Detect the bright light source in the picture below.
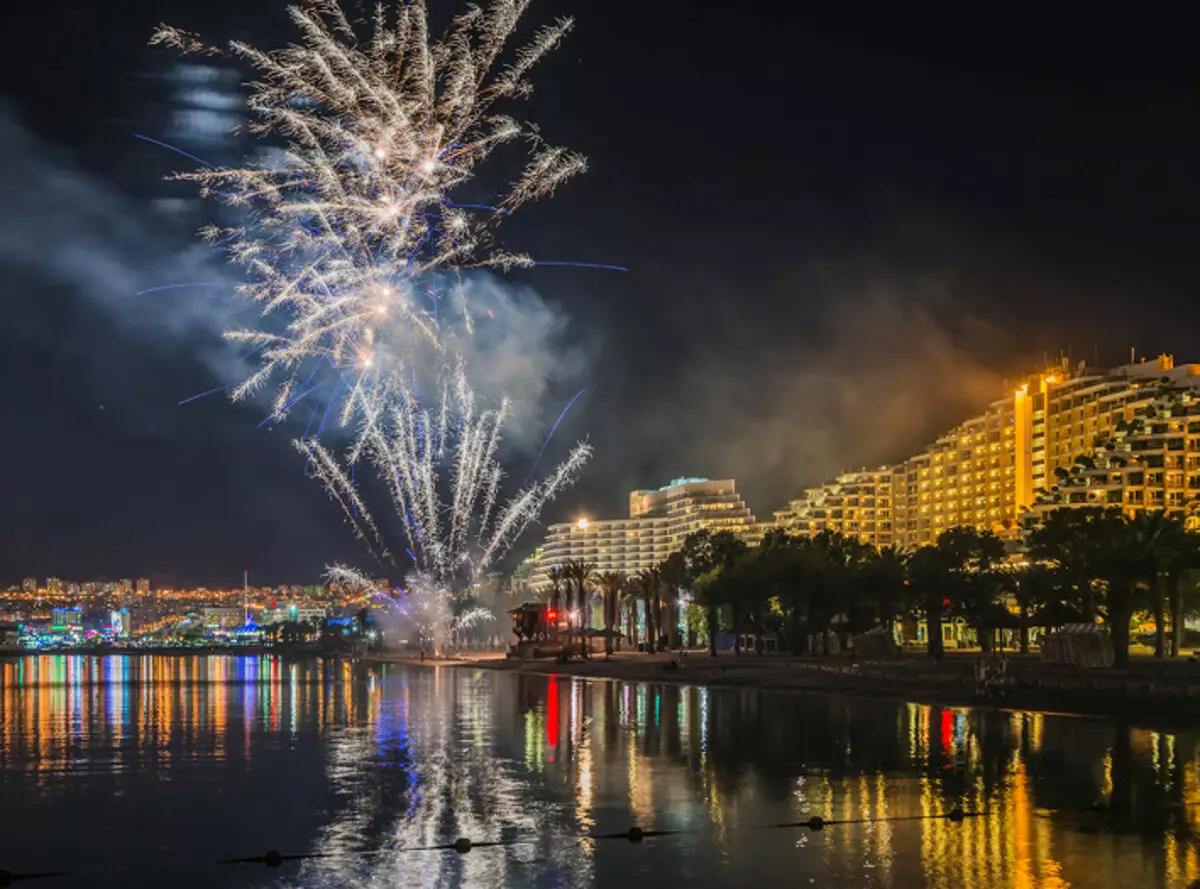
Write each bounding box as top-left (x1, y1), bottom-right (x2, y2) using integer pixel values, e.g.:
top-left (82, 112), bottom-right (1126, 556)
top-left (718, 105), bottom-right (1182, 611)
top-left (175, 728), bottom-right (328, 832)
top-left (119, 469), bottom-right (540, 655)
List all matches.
top-left (576, 517), bottom-right (590, 530)
top-left (422, 159), bottom-right (436, 173)
top-left (374, 146), bottom-right (386, 159)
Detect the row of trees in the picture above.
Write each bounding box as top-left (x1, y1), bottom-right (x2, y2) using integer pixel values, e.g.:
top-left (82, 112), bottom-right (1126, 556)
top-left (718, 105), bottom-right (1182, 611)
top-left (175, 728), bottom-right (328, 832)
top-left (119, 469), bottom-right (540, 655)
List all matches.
top-left (542, 507), bottom-right (1200, 667)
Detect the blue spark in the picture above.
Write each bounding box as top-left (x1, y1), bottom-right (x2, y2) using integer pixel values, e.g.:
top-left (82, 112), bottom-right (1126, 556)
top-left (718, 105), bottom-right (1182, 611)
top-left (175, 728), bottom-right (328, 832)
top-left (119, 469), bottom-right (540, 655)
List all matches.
top-left (132, 133), bottom-right (217, 170)
top-left (178, 383), bottom-right (235, 406)
top-left (524, 388), bottom-right (586, 483)
top-left (137, 283), bottom-right (231, 298)
top-left (531, 261), bottom-right (628, 272)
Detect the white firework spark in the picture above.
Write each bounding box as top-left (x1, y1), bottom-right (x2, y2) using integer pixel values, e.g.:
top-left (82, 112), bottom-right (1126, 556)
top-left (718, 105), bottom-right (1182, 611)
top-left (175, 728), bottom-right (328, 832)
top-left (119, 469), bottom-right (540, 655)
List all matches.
top-left (155, 1), bottom-right (591, 628)
top-left (304, 364), bottom-right (591, 587)
top-left (329, 565), bottom-right (494, 653)
top-left (152, 0), bottom-right (586, 423)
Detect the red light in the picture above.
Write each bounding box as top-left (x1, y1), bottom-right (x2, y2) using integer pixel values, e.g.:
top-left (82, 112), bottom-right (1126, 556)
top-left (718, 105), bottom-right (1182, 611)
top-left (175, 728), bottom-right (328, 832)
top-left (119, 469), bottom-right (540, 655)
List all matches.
top-left (546, 609), bottom-right (557, 621)
top-left (942, 598), bottom-right (951, 608)
top-left (547, 677), bottom-right (559, 747)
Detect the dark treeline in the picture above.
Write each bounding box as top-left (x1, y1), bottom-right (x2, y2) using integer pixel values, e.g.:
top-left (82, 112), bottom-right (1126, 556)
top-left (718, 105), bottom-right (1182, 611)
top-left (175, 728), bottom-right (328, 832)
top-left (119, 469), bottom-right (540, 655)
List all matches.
top-left (545, 509), bottom-right (1200, 668)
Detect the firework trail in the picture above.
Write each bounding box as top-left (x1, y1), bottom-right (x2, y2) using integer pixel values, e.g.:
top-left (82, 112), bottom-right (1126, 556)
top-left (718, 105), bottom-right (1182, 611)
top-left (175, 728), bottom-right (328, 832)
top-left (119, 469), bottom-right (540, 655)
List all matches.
top-left (152, 0), bottom-right (586, 426)
top-left (301, 364), bottom-right (590, 583)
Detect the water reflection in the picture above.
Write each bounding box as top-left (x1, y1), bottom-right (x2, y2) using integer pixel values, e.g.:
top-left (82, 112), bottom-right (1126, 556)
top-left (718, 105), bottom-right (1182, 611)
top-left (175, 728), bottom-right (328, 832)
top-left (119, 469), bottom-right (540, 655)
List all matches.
top-left (2, 656), bottom-right (1200, 888)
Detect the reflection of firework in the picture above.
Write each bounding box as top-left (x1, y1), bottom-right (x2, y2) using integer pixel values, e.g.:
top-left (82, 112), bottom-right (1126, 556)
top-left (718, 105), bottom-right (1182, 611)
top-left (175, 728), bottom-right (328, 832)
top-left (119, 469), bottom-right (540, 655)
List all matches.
top-left (306, 365), bottom-right (591, 586)
top-left (153, 0), bottom-right (585, 424)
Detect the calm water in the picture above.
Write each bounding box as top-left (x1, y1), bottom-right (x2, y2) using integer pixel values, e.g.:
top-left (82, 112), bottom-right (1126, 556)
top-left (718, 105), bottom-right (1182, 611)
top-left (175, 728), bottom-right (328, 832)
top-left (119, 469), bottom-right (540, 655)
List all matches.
top-left (2, 656), bottom-right (1199, 888)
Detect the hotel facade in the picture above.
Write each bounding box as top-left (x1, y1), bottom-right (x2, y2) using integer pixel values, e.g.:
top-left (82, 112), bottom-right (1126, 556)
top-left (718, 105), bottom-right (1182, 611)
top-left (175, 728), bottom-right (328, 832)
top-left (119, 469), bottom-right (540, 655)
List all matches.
top-left (532, 478), bottom-right (761, 590)
top-left (777, 354), bottom-right (1200, 548)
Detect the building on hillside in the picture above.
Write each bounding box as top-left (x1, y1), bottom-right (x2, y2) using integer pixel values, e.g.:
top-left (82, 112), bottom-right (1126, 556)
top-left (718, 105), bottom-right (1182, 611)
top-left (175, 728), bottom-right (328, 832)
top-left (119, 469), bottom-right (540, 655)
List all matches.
top-left (1028, 355), bottom-right (1200, 528)
top-left (782, 353), bottom-right (1200, 549)
top-left (534, 478), bottom-right (760, 591)
top-left (775, 467), bottom-right (896, 548)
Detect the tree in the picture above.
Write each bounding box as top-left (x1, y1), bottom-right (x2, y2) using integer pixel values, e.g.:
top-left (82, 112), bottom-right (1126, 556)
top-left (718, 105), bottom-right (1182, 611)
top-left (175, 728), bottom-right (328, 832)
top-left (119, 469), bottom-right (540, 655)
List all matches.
top-left (681, 530), bottom-right (747, 656)
top-left (808, 530), bottom-right (866, 653)
top-left (759, 529), bottom-right (812, 653)
top-left (621, 579), bottom-right (642, 650)
top-left (692, 567), bottom-right (726, 657)
top-left (1010, 562), bottom-right (1058, 653)
top-left (595, 571), bottom-right (627, 657)
top-left (1169, 532), bottom-right (1200, 656)
top-left (1031, 507), bottom-right (1153, 667)
top-left (560, 560), bottom-right (596, 658)
top-left (906, 545), bottom-right (949, 660)
top-left (937, 527), bottom-right (1006, 653)
top-left (1125, 511), bottom-right (1190, 657)
top-left (861, 545), bottom-right (908, 631)
top-left (1028, 508), bottom-right (1110, 621)
top-left (547, 566), bottom-right (565, 620)
top-left (632, 566), bottom-right (661, 655)
top-left (658, 552), bottom-right (687, 649)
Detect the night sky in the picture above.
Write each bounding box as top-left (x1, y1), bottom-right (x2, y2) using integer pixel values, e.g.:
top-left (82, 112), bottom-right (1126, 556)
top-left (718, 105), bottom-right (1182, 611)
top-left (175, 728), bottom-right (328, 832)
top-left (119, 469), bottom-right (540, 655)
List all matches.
top-left (3, 2), bottom-right (1200, 586)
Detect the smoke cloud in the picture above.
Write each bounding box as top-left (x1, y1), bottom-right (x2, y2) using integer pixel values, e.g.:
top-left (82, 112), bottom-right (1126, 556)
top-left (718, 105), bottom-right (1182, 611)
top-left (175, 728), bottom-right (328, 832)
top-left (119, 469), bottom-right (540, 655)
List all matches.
top-left (0, 103), bottom-right (589, 455)
top-left (613, 272), bottom-right (1010, 519)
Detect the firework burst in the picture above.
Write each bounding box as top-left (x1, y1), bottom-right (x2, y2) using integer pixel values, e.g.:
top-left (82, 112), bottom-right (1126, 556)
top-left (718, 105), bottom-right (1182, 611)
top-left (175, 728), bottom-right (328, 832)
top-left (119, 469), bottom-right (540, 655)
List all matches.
top-left (301, 364), bottom-right (590, 586)
top-left (156, 1), bottom-right (592, 629)
top-left (152, 0), bottom-right (586, 425)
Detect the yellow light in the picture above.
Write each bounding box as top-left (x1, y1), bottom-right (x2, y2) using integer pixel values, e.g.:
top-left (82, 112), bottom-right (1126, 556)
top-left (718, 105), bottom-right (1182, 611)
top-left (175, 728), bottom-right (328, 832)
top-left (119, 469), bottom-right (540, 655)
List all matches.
top-left (1045, 375), bottom-right (1057, 384)
top-left (576, 518), bottom-right (590, 530)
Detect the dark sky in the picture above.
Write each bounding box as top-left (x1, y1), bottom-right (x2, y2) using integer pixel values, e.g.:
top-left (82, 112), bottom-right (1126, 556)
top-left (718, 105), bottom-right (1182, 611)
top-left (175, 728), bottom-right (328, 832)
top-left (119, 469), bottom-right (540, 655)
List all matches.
top-left (3, 1), bottom-right (1200, 586)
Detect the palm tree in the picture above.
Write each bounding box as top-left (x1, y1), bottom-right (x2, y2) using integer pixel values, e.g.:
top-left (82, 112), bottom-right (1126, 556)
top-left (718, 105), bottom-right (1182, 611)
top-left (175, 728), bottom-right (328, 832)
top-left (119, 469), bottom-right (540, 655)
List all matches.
top-left (547, 566), bottom-right (566, 621)
top-left (1126, 511), bottom-right (1190, 657)
top-left (595, 571), bottom-right (627, 657)
top-left (1169, 532), bottom-right (1200, 656)
top-left (864, 545), bottom-right (908, 632)
top-left (906, 545), bottom-right (949, 660)
top-left (621, 581), bottom-right (641, 650)
top-left (634, 566), bottom-right (661, 655)
top-left (560, 559), bottom-right (596, 658)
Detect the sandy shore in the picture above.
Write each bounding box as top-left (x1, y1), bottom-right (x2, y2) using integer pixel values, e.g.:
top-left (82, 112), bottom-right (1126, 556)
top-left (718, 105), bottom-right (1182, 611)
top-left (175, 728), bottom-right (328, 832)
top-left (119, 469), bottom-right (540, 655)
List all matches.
top-left (364, 649), bottom-right (1200, 727)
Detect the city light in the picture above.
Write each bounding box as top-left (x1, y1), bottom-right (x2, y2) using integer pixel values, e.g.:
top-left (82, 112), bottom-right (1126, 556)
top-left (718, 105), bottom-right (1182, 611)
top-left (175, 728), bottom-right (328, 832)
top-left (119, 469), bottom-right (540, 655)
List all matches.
top-left (576, 517), bottom-right (590, 530)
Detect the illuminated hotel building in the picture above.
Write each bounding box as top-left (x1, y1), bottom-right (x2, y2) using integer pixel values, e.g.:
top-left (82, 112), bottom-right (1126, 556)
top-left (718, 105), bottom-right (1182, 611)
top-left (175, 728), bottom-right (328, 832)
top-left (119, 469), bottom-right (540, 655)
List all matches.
top-left (1028, 354), bottom-right (1200, 527)
top-left (774, 467), bottom-right (896, 548)
top-left (534, 478), bottom-right (760, 589)
top-left (782, 354), bottom-right (1200, 548)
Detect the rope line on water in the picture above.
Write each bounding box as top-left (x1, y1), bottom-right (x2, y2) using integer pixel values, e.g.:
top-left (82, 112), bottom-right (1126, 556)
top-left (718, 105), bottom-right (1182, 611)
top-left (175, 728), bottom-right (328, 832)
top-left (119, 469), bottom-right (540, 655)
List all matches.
top-left (0, 808), bottom-right (985, 884)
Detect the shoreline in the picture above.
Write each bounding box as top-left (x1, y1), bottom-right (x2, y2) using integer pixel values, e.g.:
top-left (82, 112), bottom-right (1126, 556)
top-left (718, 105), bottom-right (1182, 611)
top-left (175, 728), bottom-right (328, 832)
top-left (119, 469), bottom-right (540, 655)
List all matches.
top-left (365, 649), bottom-right (1200, 729)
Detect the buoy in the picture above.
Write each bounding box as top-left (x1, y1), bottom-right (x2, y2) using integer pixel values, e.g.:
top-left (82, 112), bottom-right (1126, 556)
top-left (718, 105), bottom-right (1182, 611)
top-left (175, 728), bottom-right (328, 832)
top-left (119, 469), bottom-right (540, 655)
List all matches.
top-left (453, 838), bottom-right (472, 854)
top-left (0, 868), bottom-right (12, 888)
top-left (806, 816), bottom-right (825, 831)
top-left (263, 849), bottom-right (284, 868)
top-left (947, 807), bottom-right (965, 823)
top-left (627, 827), bottom-right (644, 843)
